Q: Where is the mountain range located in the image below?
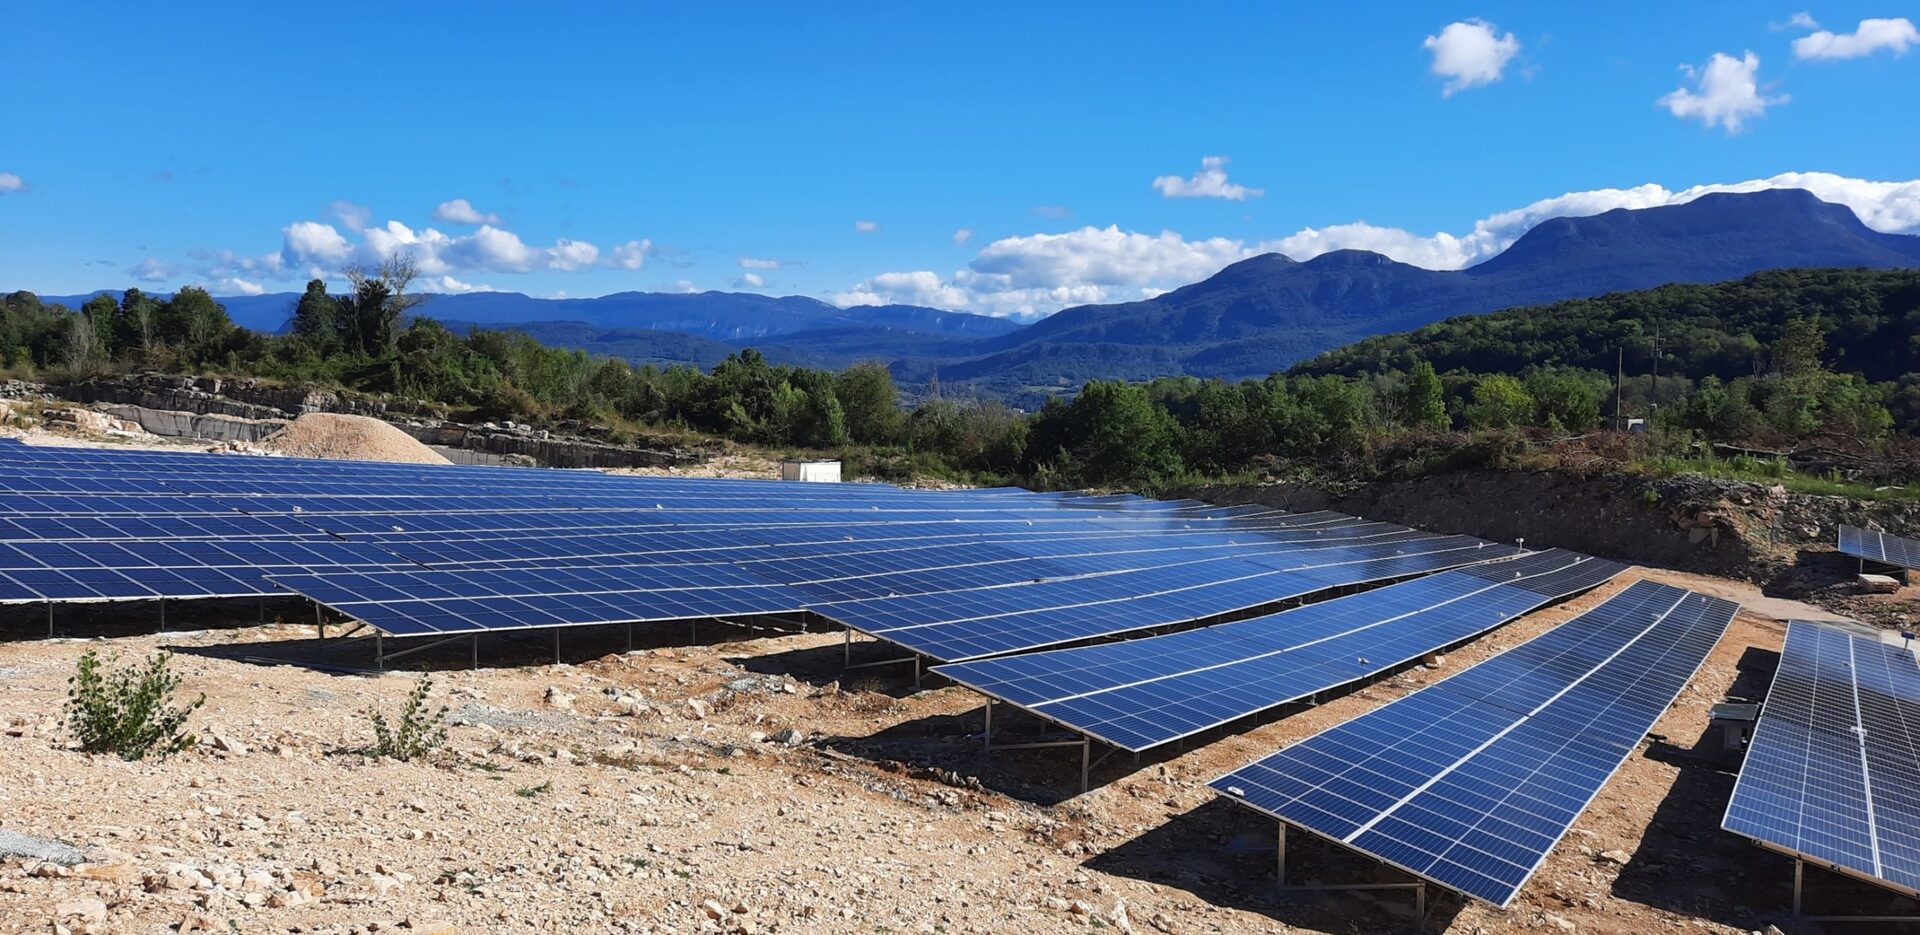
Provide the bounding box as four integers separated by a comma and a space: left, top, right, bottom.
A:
37, 189, 1920, 405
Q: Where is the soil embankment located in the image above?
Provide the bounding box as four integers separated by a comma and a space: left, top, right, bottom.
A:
1181, 469, 1919, 586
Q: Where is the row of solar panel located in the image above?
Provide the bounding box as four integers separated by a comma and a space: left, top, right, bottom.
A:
1723, 619, 1920, 898
1211, 579, 1739, 907
1839, 524, 1920, 573
935, 549, 1628, 751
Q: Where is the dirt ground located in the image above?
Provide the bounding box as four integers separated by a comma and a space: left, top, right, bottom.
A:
5, 568, 1914, 935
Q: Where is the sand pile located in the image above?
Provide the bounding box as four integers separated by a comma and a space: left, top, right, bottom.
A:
260, 413, 450, 464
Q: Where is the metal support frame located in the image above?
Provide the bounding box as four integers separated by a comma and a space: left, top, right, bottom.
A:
1271, 822, 1430, 928
315, 601, 326, 639
840, 628, 918, 673
1788, 857, 1920, 923
375, 633, 471, 667
981, 698, 1100, 792
45, 600, 52, 639
157, 598, 166, 633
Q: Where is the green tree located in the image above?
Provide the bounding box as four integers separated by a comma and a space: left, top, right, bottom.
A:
1399, 361, 1448, 431
1465, 374, 1535, 429
289, 279, 342, 355
835, 362, 903, 444
1770, 316, 1826, 377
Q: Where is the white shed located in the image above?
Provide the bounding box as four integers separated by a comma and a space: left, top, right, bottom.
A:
779, 459, 842, 483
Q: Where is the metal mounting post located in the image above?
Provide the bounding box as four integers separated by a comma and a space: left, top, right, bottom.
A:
472, 634, 480, 671
553, 629, 560, 663
45, 600, 52, 639
157, 598, 166, 633
983, 699, 993, 756
375, 631, 384, 671
315, 601, 326, 639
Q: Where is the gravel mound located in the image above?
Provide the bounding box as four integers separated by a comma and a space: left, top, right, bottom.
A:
260, 413, 450, 465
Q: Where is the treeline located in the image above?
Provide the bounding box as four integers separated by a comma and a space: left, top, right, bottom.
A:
1, 263, 1912, 490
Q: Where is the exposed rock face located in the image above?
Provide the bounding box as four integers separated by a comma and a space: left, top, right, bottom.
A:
1181, 470, 1920, 583
96, 406, 287, 443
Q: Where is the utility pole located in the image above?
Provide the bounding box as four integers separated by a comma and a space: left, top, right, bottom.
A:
1615, 346, 1625, 430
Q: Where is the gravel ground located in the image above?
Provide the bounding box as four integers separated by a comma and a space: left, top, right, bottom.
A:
0, 570, 1905, 935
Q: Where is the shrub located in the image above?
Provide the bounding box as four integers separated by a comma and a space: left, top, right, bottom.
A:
367, 674, 449, 761
65, 650, 205, 761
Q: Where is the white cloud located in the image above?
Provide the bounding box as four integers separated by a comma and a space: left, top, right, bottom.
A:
952, 228, 974, 246
1793, 17, 1919, 59
1658, 51, 1786, 133
0, 172, 25, 194
330, 200, 371, 230
423, 275, 493, 294
433, 198, 503, 225
735, 272, 766, 289
854, 219, 879, 233
131, 257, 175, 283
1783, 11, 1821, 30
830, 172, 1920, 318
1152, 156, 1265, 201
208, 277, 265, 296
1423, 19, 1521, 96
670, 279, 701, 293
281, 221, 355, 268
738, 257, 781, 269
609, 239, 652, 270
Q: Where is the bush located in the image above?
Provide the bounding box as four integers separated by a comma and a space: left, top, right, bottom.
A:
367, 674, 449, 761
64, 650, 205, 761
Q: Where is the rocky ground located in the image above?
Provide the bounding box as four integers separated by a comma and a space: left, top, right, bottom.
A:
3, 569, 1907, 935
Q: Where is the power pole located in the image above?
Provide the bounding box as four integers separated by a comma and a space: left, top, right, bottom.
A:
1615, 346, 1625, 430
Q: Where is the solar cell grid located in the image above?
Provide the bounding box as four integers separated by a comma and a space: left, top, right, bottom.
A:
1839, 524, 1920, 572
1722, 620, 1920, 898
1212, 579, 1737, 906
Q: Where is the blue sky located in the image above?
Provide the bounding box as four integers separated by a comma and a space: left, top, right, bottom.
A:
2, 1, 1916, 317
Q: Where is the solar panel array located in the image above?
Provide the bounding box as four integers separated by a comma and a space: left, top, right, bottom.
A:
935, 549, 1627, 751
0, 442, 1514, 666
1211, 579, 1738, 906
1722, 619, 1920, 898
1839, 524, 1920, 572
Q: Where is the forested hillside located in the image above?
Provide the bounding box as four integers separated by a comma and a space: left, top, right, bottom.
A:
2, 263, 1913, 493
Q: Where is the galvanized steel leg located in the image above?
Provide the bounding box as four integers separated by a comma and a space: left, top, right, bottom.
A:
1415, 883, 1426, 926
45, 601, 52, 639
1080, 737, 1091, 793
626, 624, 633, 652
158, 598, 165, 633
843, 628, 852, 668
912, 656, 922, 690
375, 632, 384, 671
258, 596, 265, 624
554, 629, 561, 663
315, 601, 326, 639
1277, 823, 1287, 887
983, 700, 993, 756
1793, 858, 1803, 915
472, 634, 479, 671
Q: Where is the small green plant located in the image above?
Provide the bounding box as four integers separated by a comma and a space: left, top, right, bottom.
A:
367, 674, 449, 761
515, 780, 552, 798
65, 649, 205, 761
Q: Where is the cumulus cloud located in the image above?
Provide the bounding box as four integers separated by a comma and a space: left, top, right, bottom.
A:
422, 275, 494, 294
830, 172, 1920, 318
1793, 17, 1919, 59
131, 257, 175, 283
1152, 156, 1264, 201
207, 277, 265, 296
952, 228, 974, 246
854, 219, 880, 233
1658, 51, 1786, 133
433, 198, 503, 225
1423, 19, 1521, 96
608, 239, 652, 270
330, 200, 371, 230
738, 257, 781, 269
735, 272, 767, 289
0, 172, 25, 194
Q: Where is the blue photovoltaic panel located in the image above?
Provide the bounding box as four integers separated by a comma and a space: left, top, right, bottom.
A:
1721, 619, 1920, 897
1211, 579, 1738, 907
819, 536, 1516, 662
934, 549, 1626, 751
1839, 524, 1920, 572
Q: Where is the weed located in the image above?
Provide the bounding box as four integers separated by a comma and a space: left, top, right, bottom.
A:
515, 780, 553, 798
64, 649, 204, 761
367, 674, 449, 761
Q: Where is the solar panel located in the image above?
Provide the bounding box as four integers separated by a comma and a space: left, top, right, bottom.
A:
934, 549, 1627, 751
1722, 619, 1920, 898
1839, 524, 1920, 572
1211, 579, 1738, 907
821, 536, 1517, 662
